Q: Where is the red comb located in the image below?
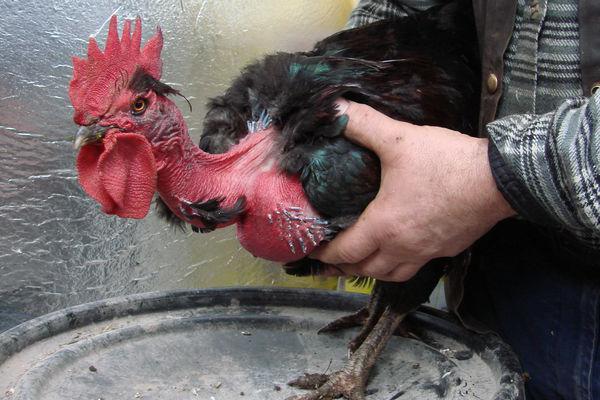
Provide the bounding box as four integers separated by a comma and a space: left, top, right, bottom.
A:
69, 16, 163, 124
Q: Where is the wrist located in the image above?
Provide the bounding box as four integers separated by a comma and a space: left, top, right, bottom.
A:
476, 138, 517, 222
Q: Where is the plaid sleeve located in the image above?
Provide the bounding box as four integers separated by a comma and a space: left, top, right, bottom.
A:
346, 0, 441, 28
487, 92, 600, 247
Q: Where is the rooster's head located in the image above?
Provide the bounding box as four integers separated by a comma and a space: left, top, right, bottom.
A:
70, 16, 184, 219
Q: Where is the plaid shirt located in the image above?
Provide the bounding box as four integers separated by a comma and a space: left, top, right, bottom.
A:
348, 0, 600, 249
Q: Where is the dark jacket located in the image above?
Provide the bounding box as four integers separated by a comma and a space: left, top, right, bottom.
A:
474, 0, 600, 133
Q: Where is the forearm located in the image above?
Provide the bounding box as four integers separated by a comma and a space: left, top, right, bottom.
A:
487, 92, 600, 246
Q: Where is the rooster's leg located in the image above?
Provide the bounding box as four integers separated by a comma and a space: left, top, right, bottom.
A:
316, 307, 370, 333
318, 283, 396, 352
287, 306, 404, 400
287, 261, 449, 400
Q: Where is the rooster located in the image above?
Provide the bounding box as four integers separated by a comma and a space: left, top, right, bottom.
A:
71, 2, 479, 399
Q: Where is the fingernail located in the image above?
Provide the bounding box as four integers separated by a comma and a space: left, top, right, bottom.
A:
334, 98, 350, 115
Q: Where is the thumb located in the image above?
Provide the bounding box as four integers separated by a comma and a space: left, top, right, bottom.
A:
335, 99, 412, 156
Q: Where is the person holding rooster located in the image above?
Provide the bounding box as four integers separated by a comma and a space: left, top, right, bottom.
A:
314, 1, 600, 399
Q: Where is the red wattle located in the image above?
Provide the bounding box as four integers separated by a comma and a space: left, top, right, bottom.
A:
76, 131, 157, 219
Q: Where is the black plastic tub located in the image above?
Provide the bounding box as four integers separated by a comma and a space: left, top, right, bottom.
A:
0, 288, 524, 399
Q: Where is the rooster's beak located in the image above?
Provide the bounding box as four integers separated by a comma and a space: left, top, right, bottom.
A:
73, 125, 108, 150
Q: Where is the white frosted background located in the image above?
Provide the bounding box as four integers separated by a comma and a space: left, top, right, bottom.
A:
0, 0, 356, 331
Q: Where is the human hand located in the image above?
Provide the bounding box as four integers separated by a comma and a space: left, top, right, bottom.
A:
312, 100, 515, 281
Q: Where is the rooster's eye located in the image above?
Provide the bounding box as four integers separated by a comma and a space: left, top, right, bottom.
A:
131, 98, 147, 115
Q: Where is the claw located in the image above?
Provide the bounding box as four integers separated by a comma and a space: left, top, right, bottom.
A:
287, 304, 405, 400
287, 373, 329, 390
286, 371, 367, 400
317, 308, 369, 334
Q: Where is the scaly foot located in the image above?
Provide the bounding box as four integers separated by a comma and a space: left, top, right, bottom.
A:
287, 306, 405, 400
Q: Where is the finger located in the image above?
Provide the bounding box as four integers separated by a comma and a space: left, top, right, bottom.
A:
317, 264, 348, 277
378, 263, 422, 282
335, 261, 423, 283
335, 100, 414, 155
331, 250, 402, 280
310, 214, 379, 265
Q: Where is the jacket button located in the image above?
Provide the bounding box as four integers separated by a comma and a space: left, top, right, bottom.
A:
487, 73, 499, 94
592, 82, 600, 95
530, 0, 540, 20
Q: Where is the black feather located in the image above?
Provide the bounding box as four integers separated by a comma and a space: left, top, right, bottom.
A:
180, 196, 247, 231
201, 1, 480, 206
200, 0, 480, 303
129, 68, 192, 112
155, 197, 186, 231
155, 195, 246, 234
129, 68, 180, 97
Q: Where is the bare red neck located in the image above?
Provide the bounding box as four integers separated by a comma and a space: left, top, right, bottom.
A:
151, 119, 277, 229
147, 101, 327, 263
